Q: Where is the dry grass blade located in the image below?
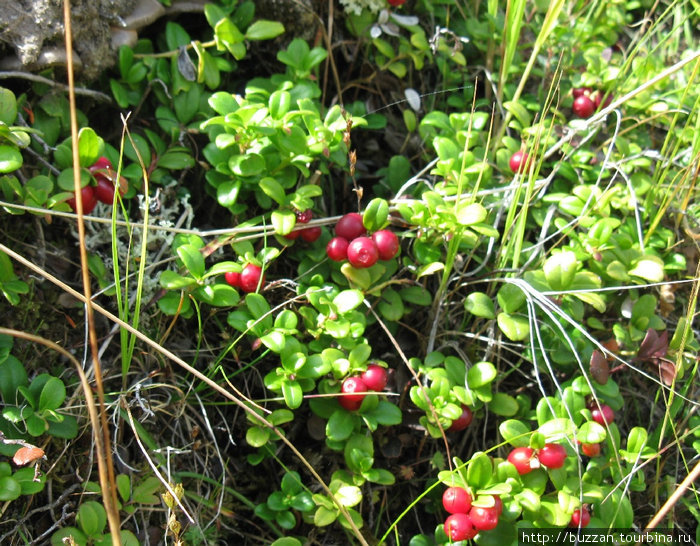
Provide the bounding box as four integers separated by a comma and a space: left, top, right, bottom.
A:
61, 0, 121, 542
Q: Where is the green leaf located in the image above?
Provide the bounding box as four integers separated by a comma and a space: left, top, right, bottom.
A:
38, 377, 66, 411
281, 380, 303, 409
116, 474, 131, 503
326, 409, 356, 442
578, 421, 606, 443
488, 392, 519, 416
269, 90, 291, 120
271, 210, 296, 235
0, 145, 22, 173
456, 203, 487, 226
499, 419, 531, 447
160, 270, 197, 289
497, 312, 530, 341
0, 476, 21, 501
628, 255, 664, 283
416, 261, 444, 278
215, 18, 246, 59
245, 293, 270, 320
158, 150, 195, 170
362, 198, 389, 231
176, 244, 205, 279
467, 361, 497, 388
626, 427, 647, 454
194, 284, 240, 307
245, 20, 285, 40
467, 452, 492, 489
465, 292, 495, 319
260, 178, 286, 206
340, 263, 372, 290
0, 88, 17, 125
333, 290, 364, 314
314, 505, 338, 526
364, 401, 402, 426
261, 331, 286, 353
77, 127, 102, 167
217, 180, 241, 207
0, 355, 28, 403
77, 500, 107, 537
246, 426, 270, 447
543, 251, 578, 291
497, 284, 526, 313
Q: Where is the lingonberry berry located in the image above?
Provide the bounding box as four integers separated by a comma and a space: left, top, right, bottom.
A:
326, 237, 349, 261
372, 229, 400, 260
347, 237, 379, 268
239, 264, 265, 293
335, 212, 366, 240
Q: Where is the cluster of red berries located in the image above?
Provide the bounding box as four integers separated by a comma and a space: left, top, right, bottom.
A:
326, 213, 400, 268
442, 486, 502, 541
507, 443, 568, 475
224, 263, 265, 293
67, 156, 127, 213
284, 209, 321, 243
572, 87, 612, 119
339, 364, 388, 411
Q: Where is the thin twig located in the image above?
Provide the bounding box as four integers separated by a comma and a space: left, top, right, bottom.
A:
0, 71, 112, 103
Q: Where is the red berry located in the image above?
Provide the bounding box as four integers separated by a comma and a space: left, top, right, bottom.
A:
371, 230, 400, 260
572, 87, 592, 99
67, 185, 97, 214
361, 364, 387, 392
442, 487, 472, 514
448, 405, 473, 432
581, 443, 601, 457
300, 226, 322, 243
387, 0, 406, 6
239, 264, 265, 293
537, 443, 567, 469
94, 177, 117, 204
339, 376, 368, 411
444, 513, 477, 541
591, 404, 615, 426
509, 150, 531, 174
326, 237, 349, 261
469, 505, 499, 531
492, 495, 503, 515
295, 209, 312, 223
508, 447, 536, 475
224, 271, 240, 288
335, 212, 366, 240
347, 237, 379, 268
284, 230, 301, 240
89, 156, 113, 172
570, 506, 591, 528
573, 95, 595, 118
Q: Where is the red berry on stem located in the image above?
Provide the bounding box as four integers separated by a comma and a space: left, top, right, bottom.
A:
67, 185, 98, 214
335, 212, 366, 240
326, 237, 349, 261
284, 230, 301, 240
469, 505, 499, 531
573, 95, 596, 118
591, 404, 615, 426
581, 443, 601, 457
572, 87, 592, 99
295, 209, 312, 223
361, 364, 387, 392
508, 447, 536, 475
570, 506, 591, 528
444, 513, 477, 542
300, 226, 322, 243
339, 376, 368, 411
347, 237, 379, 268
537, 443, 567, 469
509, 150, 530, 174
224, 271, 240, 288
387, 0, 406, 6
94, 177, 117, 204
239, 264, 265, 293
372, 229, 400, 260
448, 405, 473, 432
492, 495, 503, 515
89, 156, 113, 172
442, 487, 472, 514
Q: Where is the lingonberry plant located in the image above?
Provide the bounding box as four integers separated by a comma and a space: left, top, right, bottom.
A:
0, 0, 697, 544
